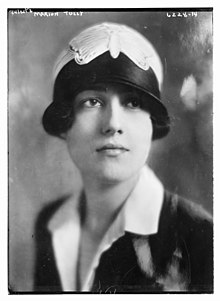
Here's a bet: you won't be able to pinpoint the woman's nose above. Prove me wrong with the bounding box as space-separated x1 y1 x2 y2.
101 97 123 135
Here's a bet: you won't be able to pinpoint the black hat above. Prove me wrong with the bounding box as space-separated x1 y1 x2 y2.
42 22 170 140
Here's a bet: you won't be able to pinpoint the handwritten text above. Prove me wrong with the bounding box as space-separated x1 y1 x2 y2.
167 12 198 18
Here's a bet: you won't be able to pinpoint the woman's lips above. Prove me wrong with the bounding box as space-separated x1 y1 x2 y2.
96 144 129 156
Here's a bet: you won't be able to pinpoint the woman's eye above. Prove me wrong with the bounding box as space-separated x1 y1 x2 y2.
126 98 141 109
83 98 102 108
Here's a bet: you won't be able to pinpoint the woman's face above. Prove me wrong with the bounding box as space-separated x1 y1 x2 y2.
66 83 153 184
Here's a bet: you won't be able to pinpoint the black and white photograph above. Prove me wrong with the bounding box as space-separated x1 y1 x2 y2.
8 8 213 293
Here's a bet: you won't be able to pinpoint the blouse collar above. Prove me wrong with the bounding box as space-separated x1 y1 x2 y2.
48 165 164 236
47 165 164 291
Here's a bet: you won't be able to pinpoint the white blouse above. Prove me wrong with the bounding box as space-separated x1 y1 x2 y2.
47 165 164 291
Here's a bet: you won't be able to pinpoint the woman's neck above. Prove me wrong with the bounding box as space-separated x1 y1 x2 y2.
81 174 139 236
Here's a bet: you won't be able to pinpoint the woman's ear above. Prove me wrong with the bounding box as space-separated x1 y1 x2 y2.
59 132 67 140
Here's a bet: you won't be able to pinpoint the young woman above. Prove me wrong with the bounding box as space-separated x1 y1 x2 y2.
34 23 213 292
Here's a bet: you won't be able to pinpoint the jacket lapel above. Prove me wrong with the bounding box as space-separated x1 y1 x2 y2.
91 192 190 292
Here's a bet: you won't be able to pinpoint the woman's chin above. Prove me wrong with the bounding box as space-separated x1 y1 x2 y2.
83 166 138 186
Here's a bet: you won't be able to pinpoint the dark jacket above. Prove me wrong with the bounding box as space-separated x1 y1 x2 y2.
34 191 213 293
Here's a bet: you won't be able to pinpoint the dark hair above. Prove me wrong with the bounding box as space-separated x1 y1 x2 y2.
42 52 170 140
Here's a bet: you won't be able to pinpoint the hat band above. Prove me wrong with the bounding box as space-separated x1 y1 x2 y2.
54 52 160 104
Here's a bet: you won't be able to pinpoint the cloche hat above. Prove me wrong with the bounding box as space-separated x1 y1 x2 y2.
42 22 170 139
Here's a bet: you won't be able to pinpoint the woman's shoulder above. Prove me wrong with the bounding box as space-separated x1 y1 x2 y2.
161 190 213 244
149 191 213 291
163 190 212 221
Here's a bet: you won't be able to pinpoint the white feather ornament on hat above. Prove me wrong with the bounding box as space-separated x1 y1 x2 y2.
53 23 163 89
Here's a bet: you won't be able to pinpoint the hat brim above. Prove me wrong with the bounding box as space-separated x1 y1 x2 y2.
42 78 170 140
43 53 170 139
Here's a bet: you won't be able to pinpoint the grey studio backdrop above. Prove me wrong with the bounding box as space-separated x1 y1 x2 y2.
8 9 213 292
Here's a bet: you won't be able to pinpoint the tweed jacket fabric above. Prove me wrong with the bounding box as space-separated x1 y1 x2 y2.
34 191 213 293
